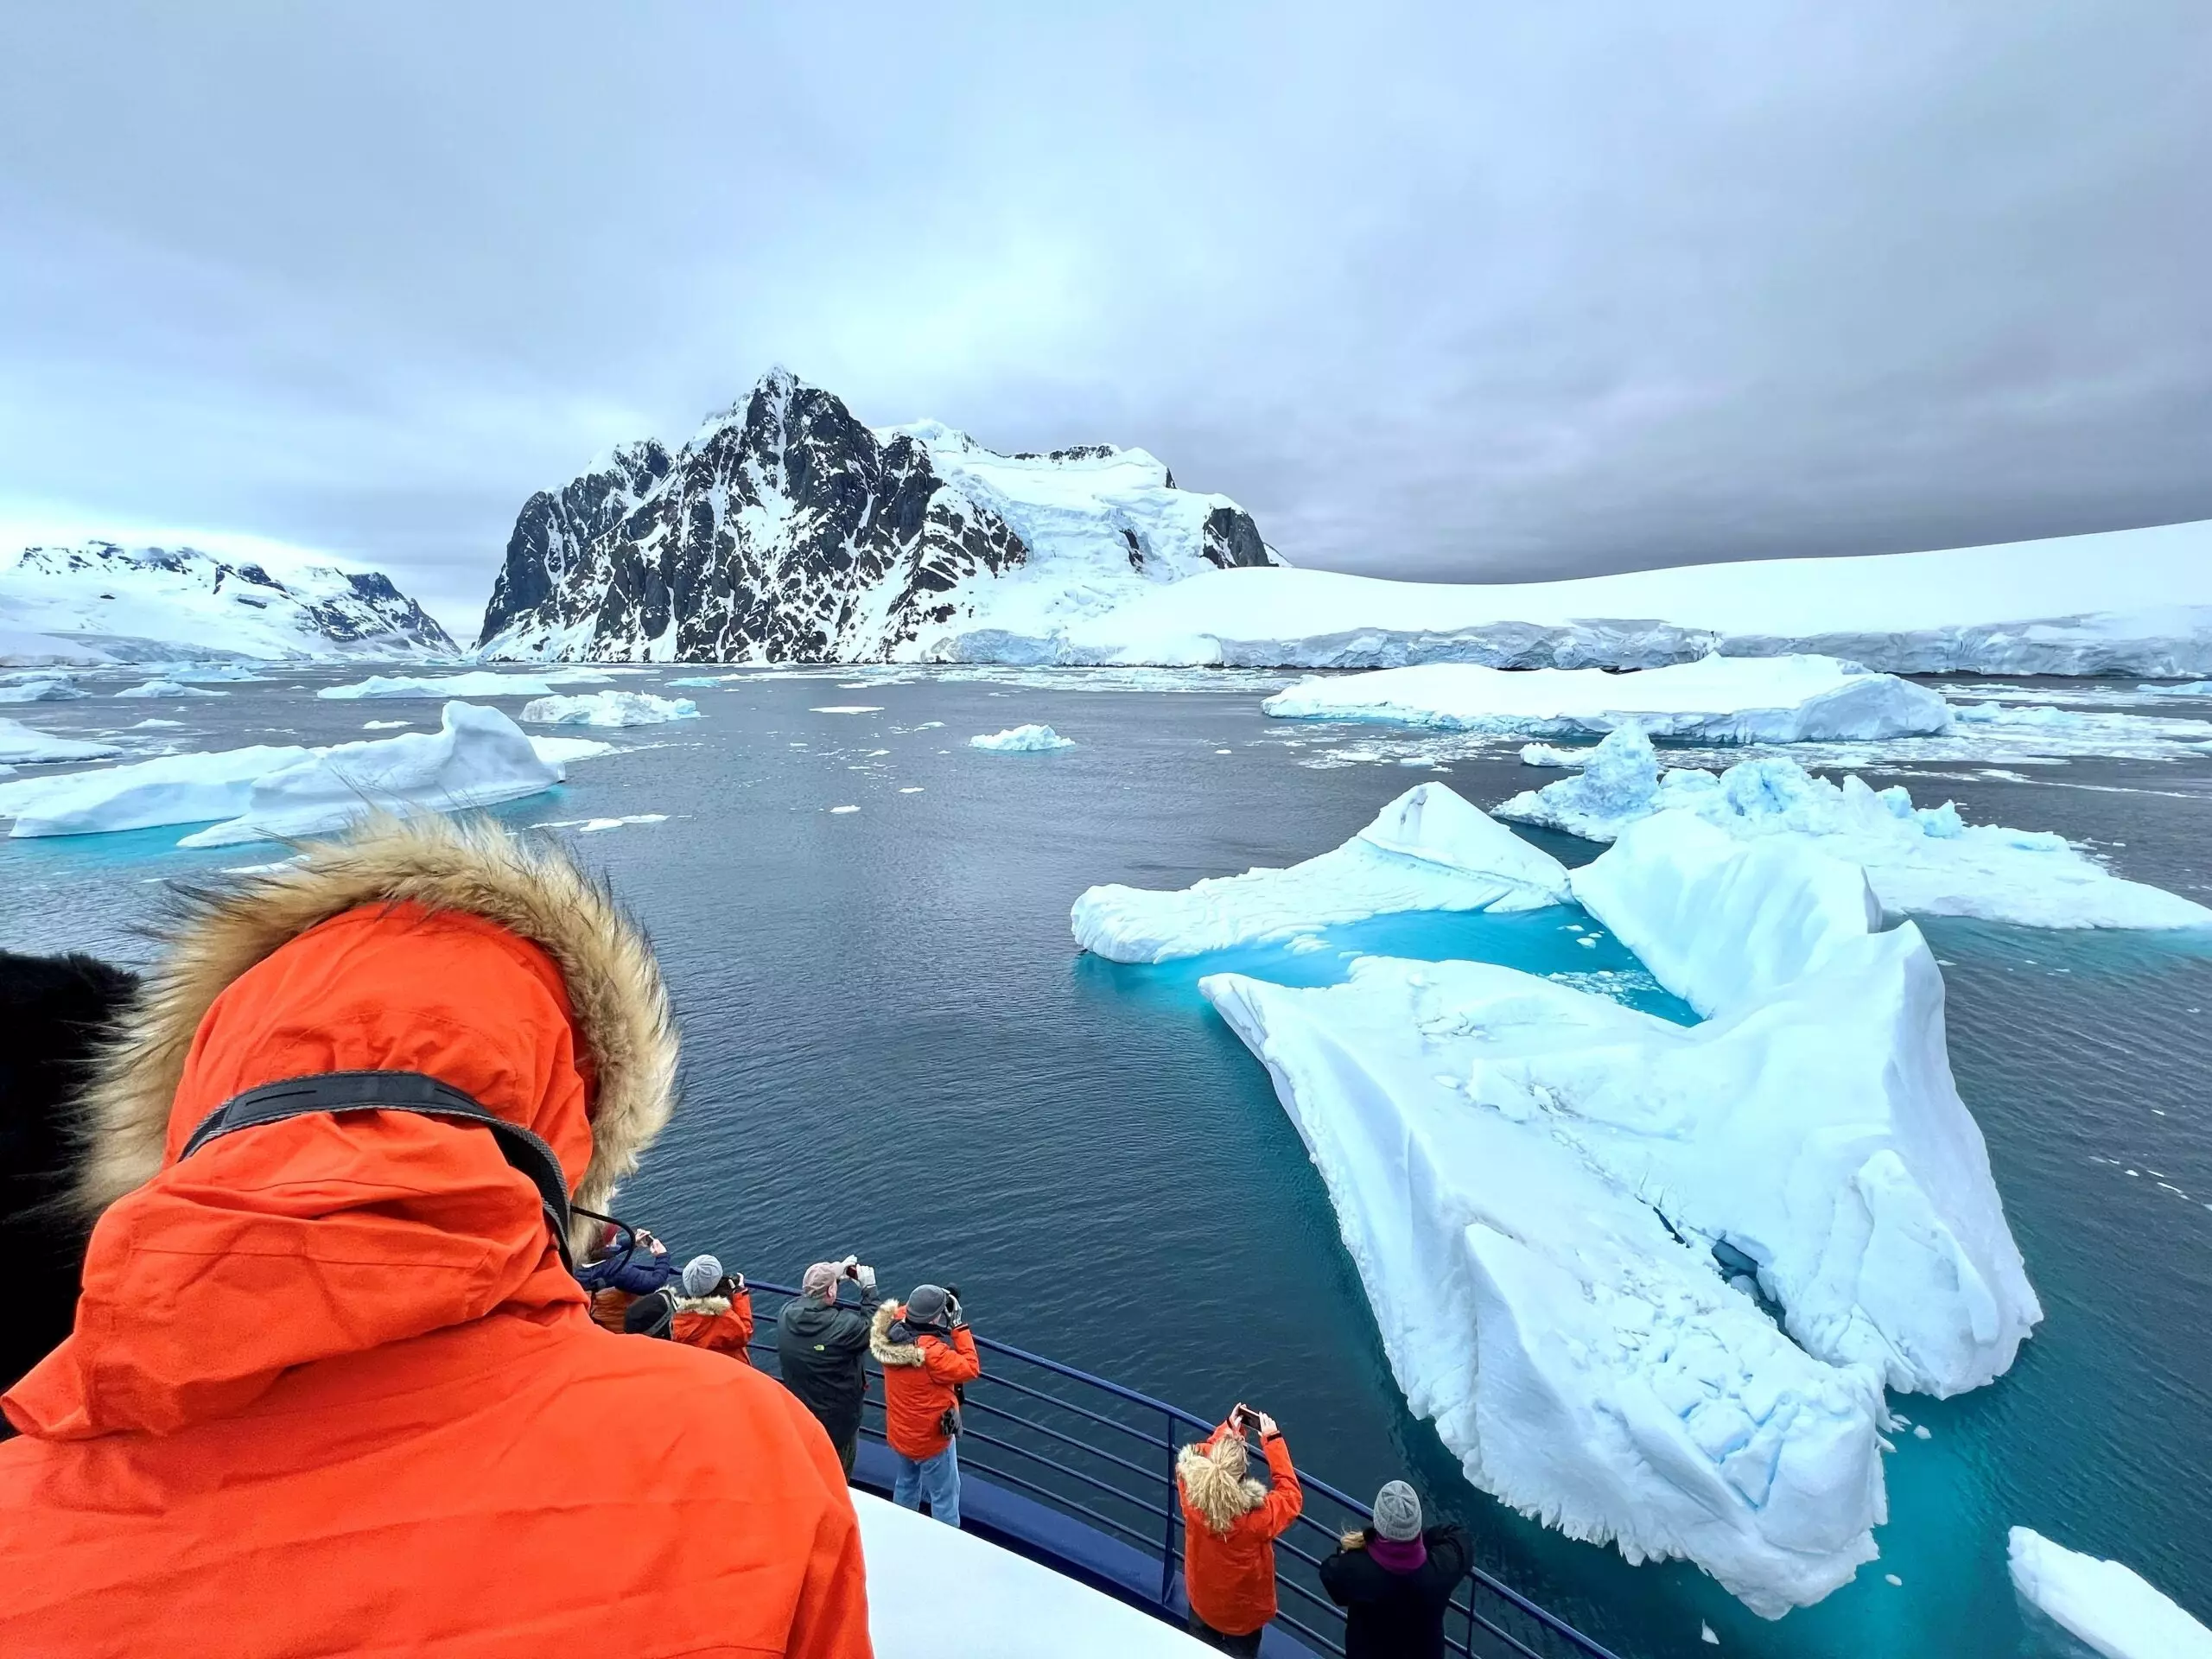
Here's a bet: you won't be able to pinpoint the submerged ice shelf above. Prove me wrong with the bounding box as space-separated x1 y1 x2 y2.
1497 728 2212 931
1072 782 1572 963
1145 795 2037 1616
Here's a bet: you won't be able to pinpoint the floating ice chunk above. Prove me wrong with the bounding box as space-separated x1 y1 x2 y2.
363 719 410 729
1497 735 2212 931
1262 656 1952 743
2007 1528 2212 1658
519 690 700 727
1519 742 1585 767
811 705 884 715
526 736 614 765
1200 958 1886 1617
1073 783 1571 963
114 679 225 698
0 718 118 764
971 723 1076 753
179 702 562 847
666 676 721 688
578 814 667 832
318 671 556 700
830 804 860 814
0 676 86 702
0 744 312 837
1566 817 2041 1395
130 718 186 729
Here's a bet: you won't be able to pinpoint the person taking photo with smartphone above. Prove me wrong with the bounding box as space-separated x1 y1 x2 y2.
1175 1402 1303 1656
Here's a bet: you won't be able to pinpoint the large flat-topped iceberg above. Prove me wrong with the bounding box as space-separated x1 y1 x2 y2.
0 717 117 765
1498 728 2212 931
2007 1528 2212 1658
928 518 2212 674
519 690 699 727
1072 782 1571 963
179 702 563 848
0 744 312 837
1198 821 2038 1614
1262 655 1950 742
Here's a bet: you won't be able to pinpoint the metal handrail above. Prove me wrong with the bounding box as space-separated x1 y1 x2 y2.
738 1279 1625 1659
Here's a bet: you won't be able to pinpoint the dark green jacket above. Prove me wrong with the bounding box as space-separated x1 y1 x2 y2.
776 1292 878 1446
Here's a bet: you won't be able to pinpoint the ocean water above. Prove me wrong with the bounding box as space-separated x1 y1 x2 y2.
4 667 2209 1657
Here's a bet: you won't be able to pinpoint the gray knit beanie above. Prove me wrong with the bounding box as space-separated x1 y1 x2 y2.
905 1283 950 1326
682 1255 724 1298
1373 1480 1423 1542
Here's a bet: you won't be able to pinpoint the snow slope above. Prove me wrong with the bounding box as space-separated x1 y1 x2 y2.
1262 656 1951 742
2007 1528 2212 1658
0 543 455 664
1496 729 2212 930
1072 783 1571 963
927 518 2212 674
1197 819 2037 1614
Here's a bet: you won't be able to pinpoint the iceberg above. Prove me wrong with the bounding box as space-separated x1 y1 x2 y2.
1497 729 2212 931
318 671 557 700
177 703 563 848
114 678 226 698
2007 1528 2212 1658
1072 783 1571 963
0 745 312 837
665 676 724 688
0 718 119 764
1198 820 2039 1613
518 690 701 727
1262 656 1952 743
970 723 1076 753
0 676 87 703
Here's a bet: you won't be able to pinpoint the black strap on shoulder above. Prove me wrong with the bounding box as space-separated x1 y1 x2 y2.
178 1070 575 1272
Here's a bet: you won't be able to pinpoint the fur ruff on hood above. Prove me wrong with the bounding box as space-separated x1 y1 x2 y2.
73 811 679 1254
1178 1433 1268 1536
868 1300 930 1367
671 1294 733 1317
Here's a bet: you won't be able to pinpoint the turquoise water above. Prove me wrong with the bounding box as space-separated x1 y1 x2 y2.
4 668 2209 1656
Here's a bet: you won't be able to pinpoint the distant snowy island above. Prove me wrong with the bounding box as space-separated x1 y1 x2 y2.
0 542 455 666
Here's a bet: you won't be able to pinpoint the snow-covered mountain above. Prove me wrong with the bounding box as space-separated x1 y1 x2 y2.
475 368 1274 662
0 543 457 664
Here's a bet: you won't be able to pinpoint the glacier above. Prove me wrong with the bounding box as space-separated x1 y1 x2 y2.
520 690 700 727
969 723 1075 753
1261 655 1951 743
1496 728 2212 931
1196 816 2038 1615
2007 1528 2212 1658
1071 782 1571 963
178 703 564 848
0 718 118 765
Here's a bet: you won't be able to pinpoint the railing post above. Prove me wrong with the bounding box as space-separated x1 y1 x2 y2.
1157 1407 1177 1611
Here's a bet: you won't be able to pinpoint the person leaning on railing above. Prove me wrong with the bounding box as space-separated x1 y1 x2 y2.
870 1282 981 1527
1175 1403 1304 1656
666 1255 755 1362
1320 1480 1470 1659
777 1256 880 1473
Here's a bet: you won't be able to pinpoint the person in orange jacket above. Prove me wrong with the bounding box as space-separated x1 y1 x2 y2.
0 814 871 1658
869 1282 980 1527
1176 1404 1305 1656
670 1254 756 1361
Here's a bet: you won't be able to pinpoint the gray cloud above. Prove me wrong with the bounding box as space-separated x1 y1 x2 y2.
3 1 2207 636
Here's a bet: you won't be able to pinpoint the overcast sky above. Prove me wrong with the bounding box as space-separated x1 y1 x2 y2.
3 3 2207 639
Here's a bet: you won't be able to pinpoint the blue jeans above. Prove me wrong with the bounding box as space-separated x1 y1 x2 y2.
891 1442 961 1528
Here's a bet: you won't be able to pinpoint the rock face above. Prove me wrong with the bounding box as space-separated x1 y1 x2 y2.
478 368 1272 663
1 543 456 661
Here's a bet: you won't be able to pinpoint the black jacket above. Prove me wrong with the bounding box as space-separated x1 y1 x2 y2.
776 1292 878 1445
1319 1523 1471 1659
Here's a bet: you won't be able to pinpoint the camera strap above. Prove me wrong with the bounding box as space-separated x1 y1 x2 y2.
178 1069 575 1273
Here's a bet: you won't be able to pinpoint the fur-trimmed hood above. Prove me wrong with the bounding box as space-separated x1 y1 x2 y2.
73 811 679 1249
868 1300 929 1367
672 1294 733 1317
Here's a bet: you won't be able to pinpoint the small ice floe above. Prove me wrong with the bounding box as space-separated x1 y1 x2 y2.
1073 783 1570 964
1885 1575 1903 1587
364 719 411 729
1912 1426 1931 1440
1700 1624 1719 1645
1520 742 1586 767
2008 1527 2212 1657
318 671 556 700
666 676 722 689
1497 727 2212 930
899 786 925 794
830 804 860 814
0 675 87 702
115 679 225 698
130 718 187 729
971 724 1075 753
577 814 668 833
0 719 119 764
811 705 884 715
519 690 699 728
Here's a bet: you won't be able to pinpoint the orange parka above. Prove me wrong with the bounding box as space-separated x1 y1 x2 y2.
673 1288 757 1360
1179 1424 1305 1637
868 1300 981 1460
0 816 871 1658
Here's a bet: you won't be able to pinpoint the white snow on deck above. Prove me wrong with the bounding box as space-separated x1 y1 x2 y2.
1072 783 1571 963
1262 656 1950 743
853 1492 1209 1657
2007 1528 2212 1658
